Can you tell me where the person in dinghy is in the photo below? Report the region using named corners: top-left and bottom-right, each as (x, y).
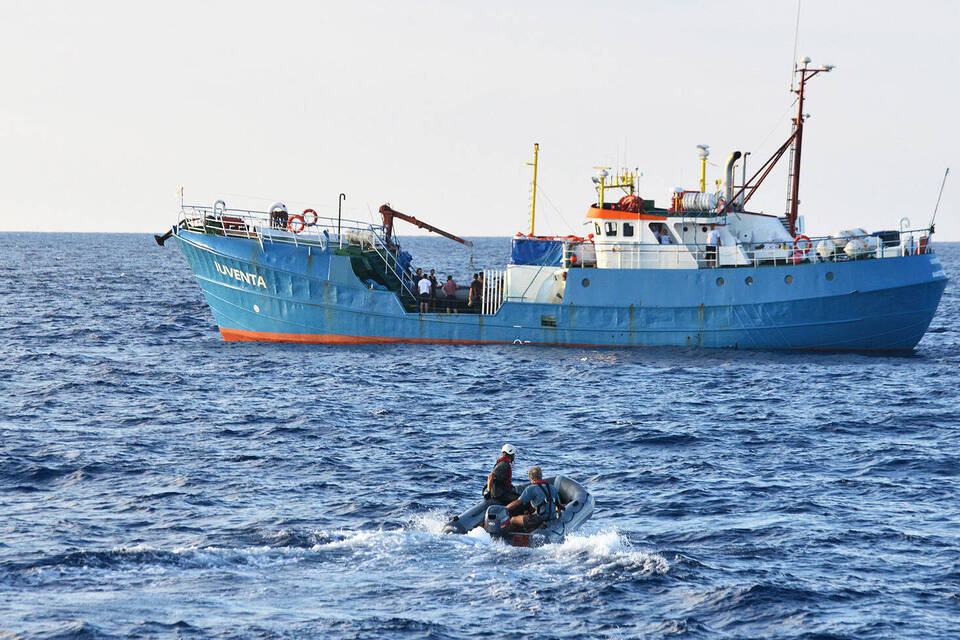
top-left (505, 466), bottom-right (561, 531)
top-left (442, 450), bottom-right (594, 546)
top-left (485, 443), bottom-right (519, 505)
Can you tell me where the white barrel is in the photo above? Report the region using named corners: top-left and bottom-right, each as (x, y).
top-left (681, 192), bottom-right (718, 211)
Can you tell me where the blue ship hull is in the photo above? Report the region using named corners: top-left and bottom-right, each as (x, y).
top-left (174, 229), bottom-right (947, 351)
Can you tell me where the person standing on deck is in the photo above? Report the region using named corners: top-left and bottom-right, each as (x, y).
top-left (486, 444), bottom-right (518, 505)
top-left (442, 275), bottom-right (457, 313)
top-left (429, 269), bottom-right (439, 312)
top-left (417, 273), bottom-right (431, 313)
top-left (468, 273), bottom-right (482, 310)
top-left (705, 225), bottom-right (722, 267)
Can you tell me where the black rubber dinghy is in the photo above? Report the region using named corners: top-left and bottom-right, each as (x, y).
top-left (442, 475), bottom-right (594, 547)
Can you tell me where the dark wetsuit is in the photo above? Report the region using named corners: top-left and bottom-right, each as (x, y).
top-left (490, 457), bottom-right (519, 505)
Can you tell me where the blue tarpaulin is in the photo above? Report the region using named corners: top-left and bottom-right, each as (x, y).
top-left (510, 237), bottom-right (563, 266)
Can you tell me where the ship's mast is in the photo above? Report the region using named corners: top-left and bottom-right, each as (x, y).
top-left (786, 57), bottom-right (834, 236)
top-left (525, 143), bottom-right (539, 235)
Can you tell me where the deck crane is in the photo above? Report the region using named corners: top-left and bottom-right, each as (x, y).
top-left (378, 204), bottom-right (473, 249)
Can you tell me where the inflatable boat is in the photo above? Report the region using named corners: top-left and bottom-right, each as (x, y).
top-left (441, 475), bottom-right (595, 547)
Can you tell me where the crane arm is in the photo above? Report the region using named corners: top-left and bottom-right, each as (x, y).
top-left (379, 204), bottom-right (473, 248)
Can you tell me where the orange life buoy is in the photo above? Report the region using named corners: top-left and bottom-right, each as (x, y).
top-left (302, 208), bottom-right (318, 226)
top-left (287, 214), bottom-right (305, 234)
top-left (793, 234), bottom-right (812, 254)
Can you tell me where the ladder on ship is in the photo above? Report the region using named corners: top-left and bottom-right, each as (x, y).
top-left (358, 228), bottom-right (420, 307)
top-left (784, 134), bottom-right (797, 229)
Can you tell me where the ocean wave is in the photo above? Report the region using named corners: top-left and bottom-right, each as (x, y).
top-left (2, 235), bottom-right (959, 639)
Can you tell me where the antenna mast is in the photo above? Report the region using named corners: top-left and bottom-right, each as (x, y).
top-left (525, 143), bottom-right (539, 235)
top-left (785, 57), bottom-right (834, 237)
top-left (930, 167), bottom-right (950, 229)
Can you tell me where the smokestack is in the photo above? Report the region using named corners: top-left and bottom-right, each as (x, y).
top-left (725, 151), bottom-right (742, 206)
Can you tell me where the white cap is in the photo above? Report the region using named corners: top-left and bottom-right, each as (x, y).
top-left (501, 444), bottom-right (517, 456)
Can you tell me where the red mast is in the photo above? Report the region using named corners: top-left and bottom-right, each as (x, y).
top-left (786, 57), bottom-right (834, 236)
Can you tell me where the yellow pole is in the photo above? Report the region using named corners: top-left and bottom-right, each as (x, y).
top-left (525, 143), bottom-right (539, 235)
top-left (697, 144), bottom-right (710, 193)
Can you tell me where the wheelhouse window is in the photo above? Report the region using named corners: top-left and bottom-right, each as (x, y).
top-left (594, 222), bottom-right (602, 236)
top-left (649, 222), bottom-right (674, 245)
top-left (604, 222), bottom-right (618, 237)
top-left (622, 222), bottom-right (635, 238)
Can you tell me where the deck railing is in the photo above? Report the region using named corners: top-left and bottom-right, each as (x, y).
top-left (179, 204), bottom-right (377, 248)
top-left (481, 269), bottom-right (506, 315)
top-left (179, 204), bottom-right (420, 300)
top-left (563, 228), bottom-right (935, 270)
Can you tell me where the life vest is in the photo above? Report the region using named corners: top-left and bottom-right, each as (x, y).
top-left (530, 480), bottom-right (558, 521)
top-left (495, 455), bottom-right (512, 486)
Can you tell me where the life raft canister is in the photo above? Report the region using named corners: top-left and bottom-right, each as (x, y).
top-left (287, 214), bottom-right (306, 234)
top-left (617, 194), bottom-right (645, 214)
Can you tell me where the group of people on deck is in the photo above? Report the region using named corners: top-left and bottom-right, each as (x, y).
top-left (485, 444), bottom-right (562, 532)
top-left (413, 268), bottom-right (485, 314)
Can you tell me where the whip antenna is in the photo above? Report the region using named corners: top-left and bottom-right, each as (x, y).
top-left (930, 167), bottom-right (950, 228)
top-left (789, 0), bottom-right (802, 91)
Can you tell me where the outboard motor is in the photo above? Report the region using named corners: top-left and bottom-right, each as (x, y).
top-left (483, 504), bottom-right (510, 535)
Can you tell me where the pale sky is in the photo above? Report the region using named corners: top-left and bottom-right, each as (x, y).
top-left (2, 0), bottom-right (957, 239)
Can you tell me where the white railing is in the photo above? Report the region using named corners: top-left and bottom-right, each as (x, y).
top-left (179, 203), bottom-right (419, 300)
top-left (179, 204), bottom-right (375, 248)
top-left (561, 228), bottom-right (935, 270)
top-left (482, 269), bottom-right (506, 315)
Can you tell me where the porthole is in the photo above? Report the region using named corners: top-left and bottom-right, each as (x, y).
top-left (826, 271), bottom-right (835, 281)
top-left (784, 275), bottom-right (794, 284)
top-left (683, 226), bottom-right (689, 232)
top-left (745, 276), bottom-right (754, 285)
top-left (581, 278), bottom-right (590, 287)
top-left (701, 226), bottom-right (708, 232)
top-left (716, 277), bottom-right (725, 286)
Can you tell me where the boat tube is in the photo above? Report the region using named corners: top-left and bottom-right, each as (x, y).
top-left (441, 475), bottom-right (594, 547)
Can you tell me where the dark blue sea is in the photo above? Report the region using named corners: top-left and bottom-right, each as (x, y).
top-left (2, 233), bottom-right (959, 639)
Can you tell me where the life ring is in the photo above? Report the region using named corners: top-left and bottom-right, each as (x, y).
top-left (287, 214), bottom-right (305, 234)
top-left (793, 234), bottom-right (812, 254)
top-left (302, 208), bottom-right (318, 226)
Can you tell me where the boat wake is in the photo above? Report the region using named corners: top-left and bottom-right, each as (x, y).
top-left (413, 511), bottom-right (670, 576)
top-left (6, 512), bottom-right (669, 590)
